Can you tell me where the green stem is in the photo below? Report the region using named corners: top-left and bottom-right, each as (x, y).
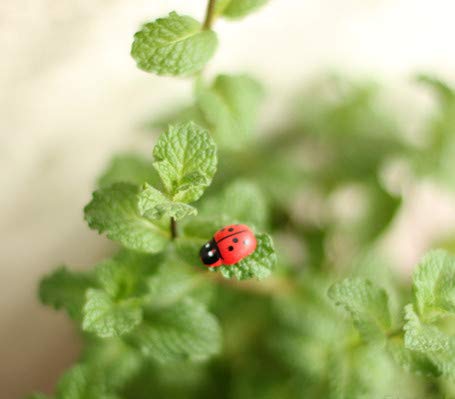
top-left (387, 326), bottom-right (404, 338)
top-left (203, 0), bottom-right (217, 30)
top-left (170, 217), bottom-right (178, 240)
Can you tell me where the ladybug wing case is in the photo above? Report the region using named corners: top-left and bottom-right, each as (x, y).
top-left (215, 226), bottom-right (257, 265)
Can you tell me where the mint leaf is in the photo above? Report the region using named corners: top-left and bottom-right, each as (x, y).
top-left (138, 183), bottom-right (197, 221)
top-left (39, 267), bottom-right (95, 319)
top-left (413, 249), bottom-right (455, 317)
top-left (414, 75), bottom-right (455, 190)
top-left (82, 339), bottom-right (142, 392)
top-left (181, 216), bottom-right (221, 243)
top-left (403, 304), bottom-right (455, 378)
top-left (56, 366), bottom-right (94, 399)
top-left (133, 299), bottom-right (221, 363)
top-left (145, 257), bottom-right (207, 308)
top-left (328, 278), bottom-right (391, 342)
top-left (82, 289), bottom-right (143, 338)
top-left (356, 180), bottom-right (402, 244)
top-left (175, 239), bottom-right (203, 266)
top-left (96, 260), bottom-right (136, 300)
top-left (417, 74), bottom-right (455, 102)
top-left (94, 251), bottom-right (162, 301)
top-left (131, 12), bottom-right (218, 76)
top-left (98, 153), bottom-right (160, 189)
top-left (387, 337), bottom-right (440, 377)
top-left (326, 345), bottom-right (399, 399)
top-left (404, 304), bottom-right (448, 352)
top-left (219, 233), bottom-right (276, 280)
top-left (196, 74), bottom-right (264, 149)
top-left (216, 0), bottom-right (269, 19)
top-left (55, 364), bottom-right (117, 399)
top-left (201, 179), bottom-right (268, 229)
top-left (95, 251), bottom-right (154, 300)
top-left (84, 183), bottom-right (169, 253)
top-left (153, 122), bottom-right (217, 203)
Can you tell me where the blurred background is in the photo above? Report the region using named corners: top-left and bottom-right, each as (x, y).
top-left (1, 0), bottom-right (455, 397)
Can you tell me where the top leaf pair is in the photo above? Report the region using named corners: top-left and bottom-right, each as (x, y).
top-left (84, 122), bottom-right (217, 253)
top-left (131, 1), bottom-right (269, 76)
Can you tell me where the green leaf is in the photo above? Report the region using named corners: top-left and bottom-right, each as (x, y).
top-left (146, 260), bottom-right (200, 308)
top-left (96, 260), bottom-right (136, 300)
top-left (145, 254), bottom-right (213, 308)
top-left (82, 289), bottom-right (143, 338)
top-left (84, 183), bottom-right (169, 253)
top-left (152, 122), bottom-right (217, 203)
top-left (216, 0), bottom-right (269, 19)
top-left (196, 74), bottom-right (264, 149)
top-left (387, 337), bottom-right (440, 377)
top-left (95, 250), bottom-right (163, 299)
top-left (404, 304), bottom-right (448, 352)
top-left (180, 216), bottom-right (220, 243)
top-left (131, 12), bottom-right (218, 76)
top-left (403, 303), bottom-right (455, 378)
top-left (97, 153), bottom-right (160, 189)
top-left (413, 249), bottom-right (455, 317)
top-left (219, 233), bottom-right (276, 280)
top-left (201, 179), bottom-right (268, 229)
top-left (57, 365), bottom-right (88, 399)
top-left (138, 183), bottom-right (197, 221)
top-left (271, 329), bottom-right (333, 378)
top-left (413, 75), bottom-right (455, 190)
top-left (326, 345), bottom-right (401, 399)
top-left (39, 267), bottom-right (95, 319)
top-left (81, 339), bottom-right (142, 392)
top-left (175, 237), bottom-right (205, 267)
top-left (357, 180), bottom-right (402, 244)
top-left (94, 250), bottom-right (158, 300)
top-left (328, 278), bottom-right (391, 342)
top-left (55, 364), bottom-right (118, 399)
top-left (417, 73), bottom-right (455, 103)
top-left (133, 299), bottom-right (221, 363)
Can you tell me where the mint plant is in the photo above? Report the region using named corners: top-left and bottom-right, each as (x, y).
top-left (29, 1), bottom-right (455, 398)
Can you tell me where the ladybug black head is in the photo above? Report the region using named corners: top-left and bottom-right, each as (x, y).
top-left (199, 239), bottom-right (221, 266)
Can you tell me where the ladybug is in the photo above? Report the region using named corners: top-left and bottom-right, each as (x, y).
top-left (199, 224), bottom-right (257, 268)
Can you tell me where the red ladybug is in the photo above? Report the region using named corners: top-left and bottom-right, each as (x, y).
top-left (199, 224), bottom-right (257, 268)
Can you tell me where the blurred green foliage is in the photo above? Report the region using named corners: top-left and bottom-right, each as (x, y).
top-left (29, 2), bottom-right (455, 398)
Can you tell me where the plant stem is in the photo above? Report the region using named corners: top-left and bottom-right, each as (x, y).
top-left (387, 326), bottom-right (404, 338)
top-left (170, 217), bottom-right (178, 240)
top-left (203, 0), bottom-right (217, 30)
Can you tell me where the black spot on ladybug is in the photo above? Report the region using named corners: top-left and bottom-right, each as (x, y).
top-left (228, 227), bottom-right (234, 232)
top-left (228, 246), bottom-right (234, 251)
top-left (233, 238), bottom-right (238, 243)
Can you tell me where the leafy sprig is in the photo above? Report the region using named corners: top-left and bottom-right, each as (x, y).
top-left (131, 12), bottom-right (218, 76)
top-left (31, 1), bottom-right (455, 398)
top-left (329, 250), bottom-right (455, 380)
top-left (34, 2), bottom-right (278, 395)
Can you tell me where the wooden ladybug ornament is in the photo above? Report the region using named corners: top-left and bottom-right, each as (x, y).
top-left (199, 224), bottom-right (257, 267)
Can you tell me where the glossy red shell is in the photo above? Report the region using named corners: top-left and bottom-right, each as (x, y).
top-left (213, 224), bottom-right (257, 266)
